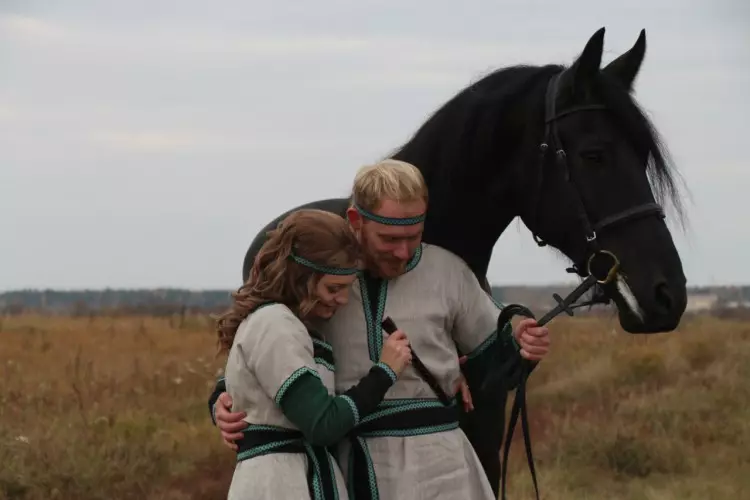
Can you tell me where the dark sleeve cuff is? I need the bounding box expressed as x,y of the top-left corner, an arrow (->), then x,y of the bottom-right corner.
280,363 -> 397,445
339,363 -> 397,424
208,377 -> 226,426
462,322 -> 524,396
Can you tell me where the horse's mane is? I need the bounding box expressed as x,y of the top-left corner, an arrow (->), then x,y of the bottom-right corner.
390,63 -> 686,226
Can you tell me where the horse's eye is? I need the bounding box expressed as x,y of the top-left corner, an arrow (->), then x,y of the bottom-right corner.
580,150 -> 604,164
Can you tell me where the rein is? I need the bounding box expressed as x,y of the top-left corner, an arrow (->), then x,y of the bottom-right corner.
492,251 -> 619,500
495,71 -> 666,500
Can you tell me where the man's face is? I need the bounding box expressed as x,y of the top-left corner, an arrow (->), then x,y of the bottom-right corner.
349,198 -> 425,278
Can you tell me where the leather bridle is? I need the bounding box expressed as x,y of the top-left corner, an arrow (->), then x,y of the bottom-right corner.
492,71 -> 667,500
529,71 -> 666,279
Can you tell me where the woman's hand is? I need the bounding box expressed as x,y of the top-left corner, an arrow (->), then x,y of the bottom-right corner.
379,330 -> 413,375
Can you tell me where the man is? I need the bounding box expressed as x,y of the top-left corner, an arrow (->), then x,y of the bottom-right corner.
210,159 -> 551,498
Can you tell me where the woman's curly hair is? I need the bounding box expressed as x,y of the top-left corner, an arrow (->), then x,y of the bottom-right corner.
215,209 -> 361,353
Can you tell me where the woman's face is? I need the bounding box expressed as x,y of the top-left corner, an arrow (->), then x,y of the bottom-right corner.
311,273 -> 358,319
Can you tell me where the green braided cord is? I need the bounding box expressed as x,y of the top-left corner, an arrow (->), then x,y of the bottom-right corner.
354,203 -> 425,226
290,252 -> 359,275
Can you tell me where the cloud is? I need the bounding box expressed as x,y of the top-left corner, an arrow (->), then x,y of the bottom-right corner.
89,130 -> 205,151
86,128 -> 377,153
0,13 -> 67,42
0,104 -> 17,121
0,12 -> 571,70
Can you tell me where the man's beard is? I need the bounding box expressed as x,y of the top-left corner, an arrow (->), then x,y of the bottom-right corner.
360,234 -> 407,278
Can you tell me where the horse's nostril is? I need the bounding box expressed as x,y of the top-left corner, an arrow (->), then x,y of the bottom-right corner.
655,283 -> 674,313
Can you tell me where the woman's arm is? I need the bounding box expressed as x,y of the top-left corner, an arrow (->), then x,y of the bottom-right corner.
279,362 -> 397,446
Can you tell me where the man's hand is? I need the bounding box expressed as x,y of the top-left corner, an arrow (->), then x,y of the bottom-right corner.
513,318 -> 550,361
453,355 -> 474,412
214,392 -> 247,451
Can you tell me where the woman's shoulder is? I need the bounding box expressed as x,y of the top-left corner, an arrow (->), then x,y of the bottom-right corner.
237,302 -> 308,341
248,301 -> 295,319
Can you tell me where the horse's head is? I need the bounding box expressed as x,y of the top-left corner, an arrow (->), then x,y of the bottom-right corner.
519,28 -> 687,333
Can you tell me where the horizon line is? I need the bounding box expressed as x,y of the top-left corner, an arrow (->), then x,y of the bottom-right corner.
2,283 -> 747,294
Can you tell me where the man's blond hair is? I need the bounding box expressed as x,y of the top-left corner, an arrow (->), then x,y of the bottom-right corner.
351,159 -> 428,212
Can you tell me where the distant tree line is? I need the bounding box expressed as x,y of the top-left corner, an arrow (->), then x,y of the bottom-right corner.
2,285 -> 747,317
0,289 -> 234,316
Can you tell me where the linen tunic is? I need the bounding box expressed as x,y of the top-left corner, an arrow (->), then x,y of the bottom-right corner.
312,243 -> 516,500
223,303 -> 349,500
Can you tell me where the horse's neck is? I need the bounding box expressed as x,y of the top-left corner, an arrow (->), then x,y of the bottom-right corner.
403,82 -> 545,280
423,140 -> 536,279
424,197 -> 517,280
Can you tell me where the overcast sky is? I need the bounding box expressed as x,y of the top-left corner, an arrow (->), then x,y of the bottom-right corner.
1,0 -> 748,291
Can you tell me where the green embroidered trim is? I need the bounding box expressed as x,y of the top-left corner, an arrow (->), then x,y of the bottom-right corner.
274,367 -> 321,405
236,438 -> 300,461
324,446 -> 341,500
236,424 -> 303,461
466,329 -> 498,360
358,244 -> 422,363
488,293 -> 506,309
361,421 -> 459,438
354,203 -> 426,226
376,398 -> 446,408
340,395 -> 360,425
359,274 -> 389,363
314,358 -> 335,372
243,423 -> 290,431
353,436 -> 380,500
302,442 -> 325,500
347,397 -> 457,500
348,436 -> 380,500
237,424 -> 338,500
375,362 -> 397,384
404,243 -> 423,272
312,338 -> 336,372
290,252 -> 359,275
465,321 -> 518,360
311,338 -> 333,352
360,398 -> 454,425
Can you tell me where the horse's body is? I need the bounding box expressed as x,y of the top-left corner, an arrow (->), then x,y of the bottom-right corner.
238,28 -> 687,495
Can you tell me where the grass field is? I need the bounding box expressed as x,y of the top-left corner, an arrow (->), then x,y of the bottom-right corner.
1,312 -> 748,499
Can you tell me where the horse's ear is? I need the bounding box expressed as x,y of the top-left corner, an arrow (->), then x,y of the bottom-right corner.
602,29 -> 646,90
566,27 -> 606,91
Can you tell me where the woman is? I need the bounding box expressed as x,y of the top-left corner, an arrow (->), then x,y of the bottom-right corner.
215,209 -> 412,500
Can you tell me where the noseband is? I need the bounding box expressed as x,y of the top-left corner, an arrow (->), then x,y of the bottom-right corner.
493,71 -> 666,500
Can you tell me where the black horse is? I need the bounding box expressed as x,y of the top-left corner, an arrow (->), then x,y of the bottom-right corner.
233,27 -> 687,495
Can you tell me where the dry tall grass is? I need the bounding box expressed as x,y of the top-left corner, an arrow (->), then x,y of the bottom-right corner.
1,313 -> 748,499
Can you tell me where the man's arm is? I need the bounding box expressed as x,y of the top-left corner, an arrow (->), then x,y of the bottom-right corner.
208,376 -> 226,426
449,259 -> 525,395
